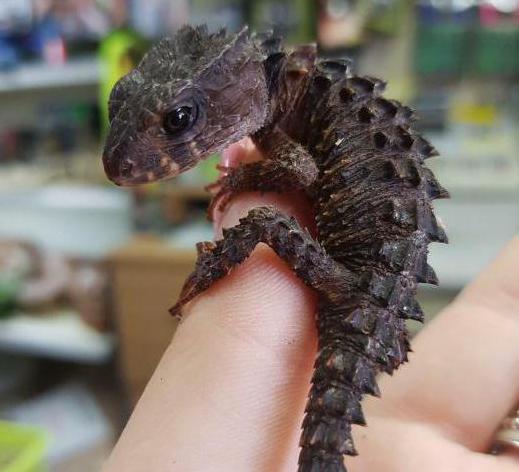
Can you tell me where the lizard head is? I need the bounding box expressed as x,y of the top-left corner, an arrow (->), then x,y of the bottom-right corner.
103,25 -> 268,186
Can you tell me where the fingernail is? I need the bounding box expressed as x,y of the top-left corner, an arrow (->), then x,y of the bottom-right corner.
221,142 -> 243,168
213,194 -> 253,240
213,139 -> 253,235
216,199 -> 250,237
212,139 -> 305,240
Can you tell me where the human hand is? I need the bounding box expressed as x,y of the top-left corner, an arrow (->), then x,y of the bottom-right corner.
103,140 -> 519,471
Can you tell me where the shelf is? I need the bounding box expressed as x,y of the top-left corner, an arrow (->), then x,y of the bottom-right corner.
0,57 -> 99,93
0,310 -> 114,364
0,184 -> 132,258
163,185 -> 210,200
109,235 -> 196,265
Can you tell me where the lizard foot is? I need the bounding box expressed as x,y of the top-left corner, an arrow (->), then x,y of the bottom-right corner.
170,205 -> 354,319
206,159 -> 316,219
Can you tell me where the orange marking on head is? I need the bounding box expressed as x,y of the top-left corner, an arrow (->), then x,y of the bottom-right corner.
188,141 -> 201,157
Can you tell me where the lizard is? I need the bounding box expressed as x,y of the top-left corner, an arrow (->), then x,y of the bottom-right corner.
102,24 -> 448,472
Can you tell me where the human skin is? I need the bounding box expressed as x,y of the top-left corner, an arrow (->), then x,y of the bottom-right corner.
103,140 -> 519,472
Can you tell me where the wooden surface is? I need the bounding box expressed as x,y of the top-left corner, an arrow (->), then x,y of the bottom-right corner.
109,236 -> 196,404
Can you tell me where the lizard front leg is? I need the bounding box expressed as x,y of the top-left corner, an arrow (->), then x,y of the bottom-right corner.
208,127 -> 318,215
170,206 -> 354,318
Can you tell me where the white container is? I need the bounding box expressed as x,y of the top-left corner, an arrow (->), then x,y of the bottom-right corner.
0,185 -> 132,258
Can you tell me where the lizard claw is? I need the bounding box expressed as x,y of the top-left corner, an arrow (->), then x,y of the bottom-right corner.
216,164 -> 233,173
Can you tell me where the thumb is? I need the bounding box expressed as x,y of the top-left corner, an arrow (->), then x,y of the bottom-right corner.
103,144 -> 318,472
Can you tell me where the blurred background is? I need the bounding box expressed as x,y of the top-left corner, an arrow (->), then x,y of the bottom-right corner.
0,0 -> 518,470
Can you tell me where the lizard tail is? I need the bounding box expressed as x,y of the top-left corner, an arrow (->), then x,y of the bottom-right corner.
298,296 -> 410,472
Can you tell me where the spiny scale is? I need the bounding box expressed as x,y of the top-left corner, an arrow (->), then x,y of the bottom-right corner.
262,38 -> 448,472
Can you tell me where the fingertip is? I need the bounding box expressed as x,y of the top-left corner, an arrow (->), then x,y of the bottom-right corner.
221,137 -> 261,167
180,243 -> 317,355
213,138 -> 314,239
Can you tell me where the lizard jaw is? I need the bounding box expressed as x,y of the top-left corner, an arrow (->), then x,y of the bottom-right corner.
103,140 -> 182,186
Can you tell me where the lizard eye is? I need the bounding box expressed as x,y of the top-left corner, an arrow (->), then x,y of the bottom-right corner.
164,106 -> 194,134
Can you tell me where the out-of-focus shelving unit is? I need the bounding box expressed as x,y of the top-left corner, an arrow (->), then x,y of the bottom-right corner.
0,311 -> 114,364
0,57 -> 99,93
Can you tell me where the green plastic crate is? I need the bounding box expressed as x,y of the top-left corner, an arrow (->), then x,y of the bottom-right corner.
415,24 -> 469,76
0,422 -> 47,472
474,25 -> 519,76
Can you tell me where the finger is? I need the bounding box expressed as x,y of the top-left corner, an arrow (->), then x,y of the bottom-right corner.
500,448 -> 519,464
349,416 -> 519,472
103,141 -> 317,472
363,237 -> 519,452
211,138 -> 314,235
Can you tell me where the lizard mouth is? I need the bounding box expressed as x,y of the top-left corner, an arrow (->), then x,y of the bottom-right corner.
103,140 -> 180,186
103,147 -> 137,186
105,161 -> 178,187
113,171 -> 176,186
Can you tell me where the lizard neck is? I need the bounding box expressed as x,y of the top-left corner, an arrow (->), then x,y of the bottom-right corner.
259,43 -> 318,133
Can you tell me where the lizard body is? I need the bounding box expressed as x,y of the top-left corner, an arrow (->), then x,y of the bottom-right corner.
103,25 -> 448,472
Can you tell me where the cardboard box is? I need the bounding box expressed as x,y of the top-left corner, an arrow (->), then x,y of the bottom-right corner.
109,236 -> 195,405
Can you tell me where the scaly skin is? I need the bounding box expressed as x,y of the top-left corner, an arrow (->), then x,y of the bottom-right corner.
103,25 -> 448,472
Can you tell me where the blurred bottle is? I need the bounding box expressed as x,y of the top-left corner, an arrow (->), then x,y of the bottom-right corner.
98,23 -> 147,132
